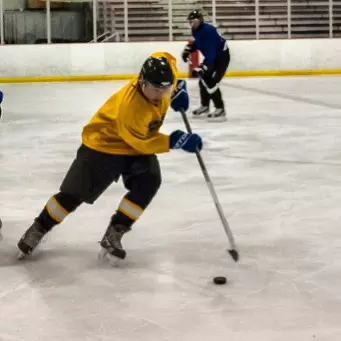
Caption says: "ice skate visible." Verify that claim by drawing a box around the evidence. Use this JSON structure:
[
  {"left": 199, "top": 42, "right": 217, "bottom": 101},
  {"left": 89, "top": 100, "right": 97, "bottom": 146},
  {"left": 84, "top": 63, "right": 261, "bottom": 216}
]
[
  {"left": 99, "top": 223, "right": 131, "bottom": 265},
  {"left": 192, "top": 106, "right": 209, "bottom": 119},
  {"left": 17, "top": 220, "right": 46, "bottom": 259},
  {"left": 207, "top": 108, "right": 227, "bottom": 122}
]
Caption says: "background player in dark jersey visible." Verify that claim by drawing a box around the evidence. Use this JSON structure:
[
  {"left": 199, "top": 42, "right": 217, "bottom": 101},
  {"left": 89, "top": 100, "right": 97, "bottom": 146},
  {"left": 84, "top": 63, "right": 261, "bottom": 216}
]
[{"left": 182, "top": 10, "right": 230, "bottom": 122}]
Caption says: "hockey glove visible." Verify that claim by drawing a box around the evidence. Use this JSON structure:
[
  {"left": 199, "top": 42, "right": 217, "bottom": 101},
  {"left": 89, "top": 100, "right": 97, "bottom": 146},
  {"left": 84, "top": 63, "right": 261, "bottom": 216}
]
[
  {"left": 170, "top": 130, "right": 203, "bottom": 153},
  {"left": 171, "top": 80, "right": 189, "bottom": 112},
  {"left": 192, "top": 63, "right": 209, "bottom": 78},
  {"left": 181, "top": 44, "right": 192, "bottom": 63}
]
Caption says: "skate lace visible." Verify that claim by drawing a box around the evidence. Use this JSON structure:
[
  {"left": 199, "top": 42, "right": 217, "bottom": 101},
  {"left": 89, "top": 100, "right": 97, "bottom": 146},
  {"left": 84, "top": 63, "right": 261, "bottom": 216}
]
[{"left": 24, "top": 226, "right": 44, "bottom": 248}]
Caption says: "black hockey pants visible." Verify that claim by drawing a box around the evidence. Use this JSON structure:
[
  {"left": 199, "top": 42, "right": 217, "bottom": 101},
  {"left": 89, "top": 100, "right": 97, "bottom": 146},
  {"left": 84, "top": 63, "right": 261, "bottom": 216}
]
[
  {"left": 37, "top": 144, "right": 161, "bottom": 232},
  {"left": 199, "top": 48, "right": 230, "bottom": 109}
]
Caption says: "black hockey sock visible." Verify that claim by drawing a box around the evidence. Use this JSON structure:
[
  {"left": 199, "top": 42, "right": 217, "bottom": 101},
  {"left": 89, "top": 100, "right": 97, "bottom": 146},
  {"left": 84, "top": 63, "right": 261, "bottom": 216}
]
[
  {"left": 37, "top": 192, "right": 82, "bottom": 232},
  {"left": 210, "top": 88, "right": 224, "bottom": 109},
  {"left": 112, "top": 196, "right": 145, "bottom": 228},
  {"left": 110, "top": 211, "right": 134, "bottom": 228}
]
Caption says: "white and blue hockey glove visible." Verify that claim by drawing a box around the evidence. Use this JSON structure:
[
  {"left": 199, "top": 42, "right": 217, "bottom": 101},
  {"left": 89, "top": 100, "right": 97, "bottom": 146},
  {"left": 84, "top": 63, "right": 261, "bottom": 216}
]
[
  {"left": 171, "top": 80, "right": 189, "bottom": 112},
  {"left": 169, "top": 130, "right": 203, "bottom": 153}
]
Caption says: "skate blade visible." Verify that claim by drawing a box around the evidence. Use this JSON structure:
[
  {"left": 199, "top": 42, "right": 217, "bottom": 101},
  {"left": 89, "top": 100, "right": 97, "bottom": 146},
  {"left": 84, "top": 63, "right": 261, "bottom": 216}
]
[
  {"left": 207, "top": 116, "right": 227, "bottom": 123},
  {"left": 192, "top": 114, "right": 207, "bottom": 119},
  {"left": 17, "top": 250, "right": 28, "bottom": 260},
  {"left": 98, "top": 248, "right": 121, "bottom": 267}
]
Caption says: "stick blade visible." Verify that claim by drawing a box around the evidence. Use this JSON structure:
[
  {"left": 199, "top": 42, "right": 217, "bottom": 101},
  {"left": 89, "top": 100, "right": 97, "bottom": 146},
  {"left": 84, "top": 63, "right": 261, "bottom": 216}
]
[{"left": 228, "top": 249, "right": 239, "bottom": 262}]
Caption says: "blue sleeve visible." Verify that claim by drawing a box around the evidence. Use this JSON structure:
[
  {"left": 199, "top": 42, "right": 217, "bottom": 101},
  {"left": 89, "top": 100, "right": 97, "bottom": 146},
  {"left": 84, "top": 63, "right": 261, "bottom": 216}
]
[
  {"left": 0, "top": 90, "right": 3, "bottom": 104},
  {"left": 201, "top": 26, "right": 218, "bottom": 66}
]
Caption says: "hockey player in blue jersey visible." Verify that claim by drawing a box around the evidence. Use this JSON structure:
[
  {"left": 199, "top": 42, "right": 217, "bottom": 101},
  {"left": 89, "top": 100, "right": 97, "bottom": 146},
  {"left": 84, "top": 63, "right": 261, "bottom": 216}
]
[{"left": 182, "top": 10, "right": 230, "bottom": 122}]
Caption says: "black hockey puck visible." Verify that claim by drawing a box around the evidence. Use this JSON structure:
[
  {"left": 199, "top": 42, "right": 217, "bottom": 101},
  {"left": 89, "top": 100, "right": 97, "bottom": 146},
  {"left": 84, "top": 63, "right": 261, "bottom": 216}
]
[{"left": 213, "top": 276, "right": 227, "bottom": 285}]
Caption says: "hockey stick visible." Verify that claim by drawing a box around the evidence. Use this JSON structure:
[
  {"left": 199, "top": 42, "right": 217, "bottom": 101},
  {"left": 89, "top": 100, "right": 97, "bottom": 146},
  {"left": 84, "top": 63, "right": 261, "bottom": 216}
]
[{"left": 179, "top": 108, "right": 239, "bottom": 262}]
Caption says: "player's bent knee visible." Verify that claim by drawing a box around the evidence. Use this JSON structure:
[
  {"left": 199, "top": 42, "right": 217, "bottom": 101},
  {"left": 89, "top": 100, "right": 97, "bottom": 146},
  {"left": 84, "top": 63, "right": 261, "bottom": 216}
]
[
  {"left": 152, "top": 173, "right": 162, "bottom": 192},
  {"left": 139, "top": 172, "right": 162, "bottom": 201}
]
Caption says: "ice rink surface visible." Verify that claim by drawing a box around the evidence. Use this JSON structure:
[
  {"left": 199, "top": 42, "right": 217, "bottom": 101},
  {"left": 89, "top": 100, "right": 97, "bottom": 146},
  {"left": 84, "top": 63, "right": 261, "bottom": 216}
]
[{"left": 1, "top": 76, "right": 341, "bottom": 341}]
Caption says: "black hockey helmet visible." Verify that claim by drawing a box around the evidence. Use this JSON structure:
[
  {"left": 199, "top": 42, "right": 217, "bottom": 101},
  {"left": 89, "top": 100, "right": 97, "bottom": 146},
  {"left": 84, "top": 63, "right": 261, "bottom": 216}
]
[
  {"left": 140, "top": 56, "right": 174, "bottom": 88},
  {"left": 187, "top": 9, "right": 204, "bottom": 21}
]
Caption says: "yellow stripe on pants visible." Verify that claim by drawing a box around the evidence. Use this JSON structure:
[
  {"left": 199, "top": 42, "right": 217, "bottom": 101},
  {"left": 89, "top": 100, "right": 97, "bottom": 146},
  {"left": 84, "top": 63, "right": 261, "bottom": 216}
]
[
  {"left": 118, "top": 198, "right": 143, "bottom": 221},
  {"left": 45, "top": 196, "right": 69, "bottom": 223}
]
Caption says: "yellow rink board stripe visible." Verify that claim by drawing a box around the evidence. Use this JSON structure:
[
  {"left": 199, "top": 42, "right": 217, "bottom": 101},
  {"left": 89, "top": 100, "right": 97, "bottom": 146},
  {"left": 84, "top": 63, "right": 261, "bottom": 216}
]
[{"left": 0, "top": 69, "right": 341, "bottom": 84}]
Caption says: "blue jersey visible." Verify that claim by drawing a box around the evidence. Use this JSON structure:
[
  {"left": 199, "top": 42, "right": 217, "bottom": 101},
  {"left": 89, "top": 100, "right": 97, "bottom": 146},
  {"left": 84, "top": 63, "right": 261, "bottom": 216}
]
[
  {"left": 191, "top": 23, "right": 227, "bottom": 67},
  {"left": 0, "top": 90, "right": 3, "bottom": 104}
]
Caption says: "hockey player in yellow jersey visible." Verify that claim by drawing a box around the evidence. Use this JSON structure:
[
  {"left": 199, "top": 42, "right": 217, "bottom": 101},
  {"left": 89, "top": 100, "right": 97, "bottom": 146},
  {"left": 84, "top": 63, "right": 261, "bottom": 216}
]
[
  {"left": 82, "top": 52, "right": 178, "bottom": 156},
  {"left": 17, "top": 52, "right": 203, "bottom": 262}
]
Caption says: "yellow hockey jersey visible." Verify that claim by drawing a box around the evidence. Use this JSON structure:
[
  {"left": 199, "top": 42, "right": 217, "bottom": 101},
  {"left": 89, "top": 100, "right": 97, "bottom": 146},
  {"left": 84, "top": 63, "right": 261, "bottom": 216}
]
[{"left": 82, "top": 52, "right": 178, "bottom": 155}]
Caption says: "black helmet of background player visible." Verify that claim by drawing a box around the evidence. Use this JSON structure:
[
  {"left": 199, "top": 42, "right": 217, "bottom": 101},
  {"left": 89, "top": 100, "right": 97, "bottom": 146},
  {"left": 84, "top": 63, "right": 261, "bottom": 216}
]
[
  {"left": 139, "top": 56, "right": 174, "bottom": 105},
  {"left": 187, "top": 9, "right": 204, "bottom": 29}
]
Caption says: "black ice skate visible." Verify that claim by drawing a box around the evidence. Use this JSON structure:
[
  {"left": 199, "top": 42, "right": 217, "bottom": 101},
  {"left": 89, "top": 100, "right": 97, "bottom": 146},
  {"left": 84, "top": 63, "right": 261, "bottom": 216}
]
[
  {"left": 192, "top": 106, "right": 209, "bottom": 118},
  {"left": 99, "top": 223, "right": 131, "bottom": 265},
  {"left": 17, "top": 220, "right": 46, "bottom": 259},
  {"left": 207, "top": 108, "right": 227, "bottom": 122}
]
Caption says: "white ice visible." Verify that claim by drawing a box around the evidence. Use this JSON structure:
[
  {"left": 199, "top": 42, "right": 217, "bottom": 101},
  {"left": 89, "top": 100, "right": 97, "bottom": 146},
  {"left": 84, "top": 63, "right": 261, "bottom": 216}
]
[{"left": 1, "top": 76, "right": 341, "bottom": 341}]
